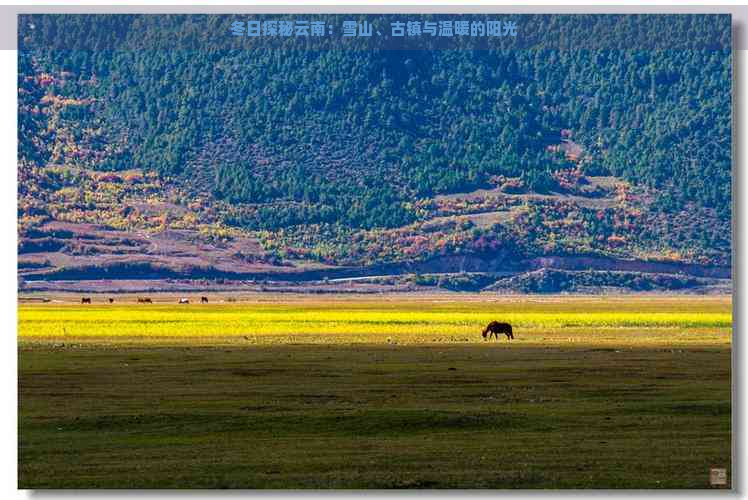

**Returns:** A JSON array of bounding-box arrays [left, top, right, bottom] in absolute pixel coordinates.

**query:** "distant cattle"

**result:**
[[137, 297, 152, 304], [81, 297, 91, 304], [108, 298, 114, 304], [178, 298, 190, 304], [201, 296, 209, 304], [482, 321, 514, 341]]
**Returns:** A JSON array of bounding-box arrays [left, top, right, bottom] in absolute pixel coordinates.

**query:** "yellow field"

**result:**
[[18, 295, 732, 346]]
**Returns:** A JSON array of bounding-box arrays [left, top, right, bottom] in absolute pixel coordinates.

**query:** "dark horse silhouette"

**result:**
[[81, 297, 91, 304], [201, 296, 209, 304], [482, 321, 514, 341]]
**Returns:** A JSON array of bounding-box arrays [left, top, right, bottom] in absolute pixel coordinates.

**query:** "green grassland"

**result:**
[[18, 295, 732, 488]]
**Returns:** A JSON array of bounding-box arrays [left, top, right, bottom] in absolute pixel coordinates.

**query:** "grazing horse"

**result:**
[[178, 298, 190, 304], [108, 298, 114, 304], [81, 297, 91, 304], [482, 321, 514, 341], [200, 296, 208, 304], [137, 297, 152, 304]]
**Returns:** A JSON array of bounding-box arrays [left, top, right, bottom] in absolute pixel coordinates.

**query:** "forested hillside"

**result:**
[[17, 14, 732, 293]]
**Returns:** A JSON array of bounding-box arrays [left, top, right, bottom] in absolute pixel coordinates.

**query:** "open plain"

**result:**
[[18, 295, 732, 488]]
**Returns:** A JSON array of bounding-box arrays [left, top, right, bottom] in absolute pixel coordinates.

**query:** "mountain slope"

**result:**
[[17, 14, 732, 293]]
